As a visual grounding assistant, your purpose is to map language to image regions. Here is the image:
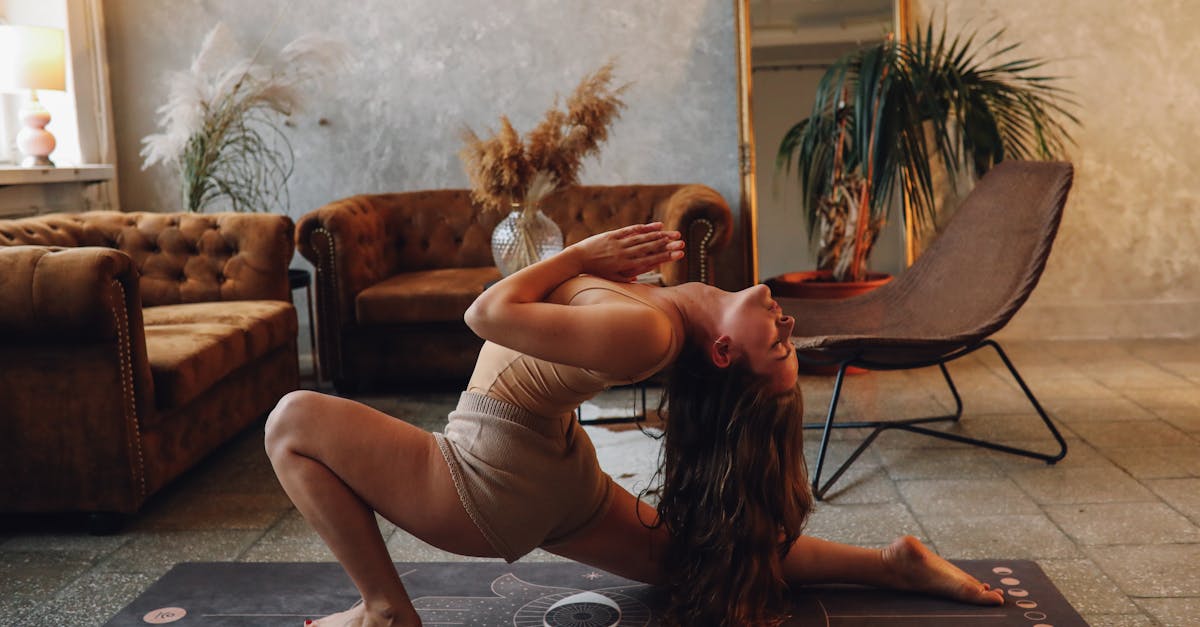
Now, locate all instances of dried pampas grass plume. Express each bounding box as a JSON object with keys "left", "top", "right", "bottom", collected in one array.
[
  {"left": 141, "top": 23, "right": 350, "bottom": 213},
  {"left": 460, "top": 61, "right": 628, "bottom": 213}
]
